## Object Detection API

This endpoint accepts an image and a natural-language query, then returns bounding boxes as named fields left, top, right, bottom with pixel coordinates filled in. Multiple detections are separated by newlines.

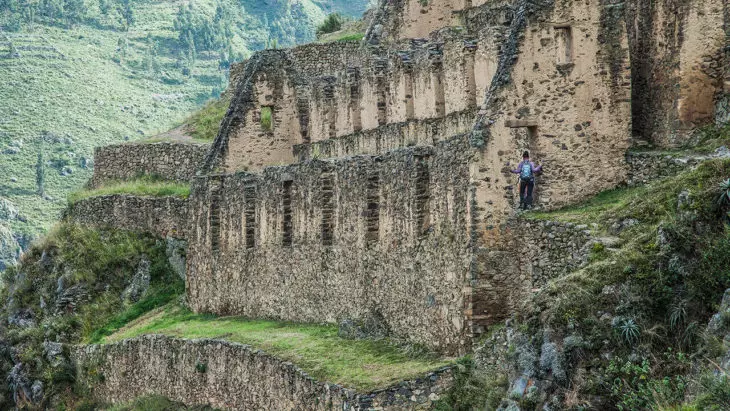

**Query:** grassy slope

left=68, top=178, right=191, bottom=203
left=0, top=0, right=368, bottom=242
left=105, top=305, right=451, bottom=391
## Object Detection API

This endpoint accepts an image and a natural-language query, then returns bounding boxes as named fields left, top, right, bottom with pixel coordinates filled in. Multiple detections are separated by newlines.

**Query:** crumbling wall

left=72, top=335, right=453, bottom=410
left=626, top=0, right=728, bottom=146
left=293, top=110, right=475, bottom=161
left=206, top=29, right=493, bottom=173
left=470, top=219, right=594, bottom=334
left=90, top=142, right=209, bottom=187
left=188, top=137, right=472, bottom=354
left=470, top=0, right=632, bottom=236
left=66, top=195, right=188, bottom=239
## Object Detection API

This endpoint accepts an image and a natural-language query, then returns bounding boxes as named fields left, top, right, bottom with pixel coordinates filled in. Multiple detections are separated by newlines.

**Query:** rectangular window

left=348, top=67, right=362, bottom=132
left=260, top=106, right=273, bottom=131
left=209, top=180, right=222, bottom=254
left=244, top=184, right=257, bottom=249
left=365, top=172, right=380, bottom=245
left=434, top=62, right=446, bottom=117
left=556, top=26, right=573, bottom=64
left=414, top=156, right=431, bottom=236
left=282, top=180, right=293, bottom=247
left=320, top=172, right=335, bottom=246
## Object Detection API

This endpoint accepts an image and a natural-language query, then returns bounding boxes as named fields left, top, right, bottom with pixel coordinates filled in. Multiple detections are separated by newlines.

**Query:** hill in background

left=0, top=0, right=369, bottom=268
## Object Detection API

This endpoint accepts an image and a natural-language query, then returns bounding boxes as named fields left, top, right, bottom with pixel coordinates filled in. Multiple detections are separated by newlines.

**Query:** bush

left=316, top=13, right=345, bottom=37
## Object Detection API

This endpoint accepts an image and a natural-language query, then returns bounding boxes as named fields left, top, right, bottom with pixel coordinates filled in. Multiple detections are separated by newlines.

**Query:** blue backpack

left=519, top=162, right=533, bottom=182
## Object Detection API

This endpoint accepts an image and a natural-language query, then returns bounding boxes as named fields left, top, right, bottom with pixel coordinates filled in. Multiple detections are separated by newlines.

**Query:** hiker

left=511, top=151, right=542, bottom=210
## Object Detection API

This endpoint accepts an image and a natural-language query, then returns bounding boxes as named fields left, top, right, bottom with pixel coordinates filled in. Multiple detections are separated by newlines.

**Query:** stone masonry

left=68, top=0, right=730, bottom=406
left=72, top=335, right=453, bottom=410
left=66, top=195, right=188, bottom=239
left=90, top=141, right=210, bottom=188
left=81, top=0, right=728, bottom=357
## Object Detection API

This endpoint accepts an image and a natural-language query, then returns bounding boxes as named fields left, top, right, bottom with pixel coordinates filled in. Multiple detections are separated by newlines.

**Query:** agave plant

left=618, top=318, right=641, bottom=346
left=719, top=179, right=730, bottom=207
left=720, top=179, right=730, bottom=224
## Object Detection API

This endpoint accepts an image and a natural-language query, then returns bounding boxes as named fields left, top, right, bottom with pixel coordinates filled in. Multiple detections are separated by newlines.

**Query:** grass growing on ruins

left=180, top=96, right=231, bottom=141
left=68, top=178, right=190, bottom=203
left=527, top=158, right=730, bottom=227
left=105, top=305, right=452, bottom=391
left=514, top=158, right=730, bottom=409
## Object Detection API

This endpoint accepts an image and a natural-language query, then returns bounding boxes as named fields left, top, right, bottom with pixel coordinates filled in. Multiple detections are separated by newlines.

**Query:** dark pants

left=519, top=179, right=534, bottom=210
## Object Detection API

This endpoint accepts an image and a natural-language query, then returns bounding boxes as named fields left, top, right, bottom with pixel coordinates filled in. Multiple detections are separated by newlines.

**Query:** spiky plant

left=618, top=318, right=641, bottom=346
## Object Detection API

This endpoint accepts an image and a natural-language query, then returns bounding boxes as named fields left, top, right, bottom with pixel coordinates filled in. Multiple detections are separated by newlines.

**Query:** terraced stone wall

left=72, top=335, right=453, bottom=410
left=91, top=142, right=209, bottom=187
left=470, top=219, right=594, bottom=335
left=189, top=136, right=473, bottom=354
left=66, top=195, right=188, bottom=239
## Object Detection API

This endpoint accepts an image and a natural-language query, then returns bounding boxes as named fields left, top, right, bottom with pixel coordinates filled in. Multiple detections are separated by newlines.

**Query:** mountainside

left=0, top=0, right=368, bottom=268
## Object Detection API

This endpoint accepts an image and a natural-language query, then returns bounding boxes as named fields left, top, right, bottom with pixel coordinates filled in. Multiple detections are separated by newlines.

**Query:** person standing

left=511, top=151, right=542, bottom=210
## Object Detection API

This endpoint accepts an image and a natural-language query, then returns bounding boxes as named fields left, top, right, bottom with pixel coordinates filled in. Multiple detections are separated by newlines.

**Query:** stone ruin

left=75, top=0, right=729, bottom=356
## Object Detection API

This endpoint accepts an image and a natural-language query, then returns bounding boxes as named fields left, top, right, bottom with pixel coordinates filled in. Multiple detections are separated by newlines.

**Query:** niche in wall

left=555, top=26, right=573, bottom=65
left=244, top=184, right=257, bottom=249
left=281, top=180, right=293, bottom=247
left=260, top=106, right=274, bottom=132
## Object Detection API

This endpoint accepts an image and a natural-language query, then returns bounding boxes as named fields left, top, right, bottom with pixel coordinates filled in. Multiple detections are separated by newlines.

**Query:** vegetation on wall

left=454, top=152, right=730, bottom=409
left=0, top=0, right=368, bottom=259
left=0, top=223, right=183, bottom=408
left=104, top=304, right=450, bottom=391
left=68, top=177, right=191, bottom=204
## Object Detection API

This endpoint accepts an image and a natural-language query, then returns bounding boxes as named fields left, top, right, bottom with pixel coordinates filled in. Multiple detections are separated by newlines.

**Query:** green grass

left=68, top=178, right=190, bottom=203
left=527, top=158, right=730, bottom=227
left=87, top=281, right=184, bottom=343
left=0, top=0, right=367, bottom=246
left=105, top=305, right=452, bottom=391
left=260, top=105, right=272, bottom=131
left=181, top=97, right=230, bottom=141
left=332, top=32, right=365, bottom=42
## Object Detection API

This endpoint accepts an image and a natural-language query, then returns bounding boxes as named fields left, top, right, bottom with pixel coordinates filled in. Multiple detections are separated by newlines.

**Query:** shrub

left=260, top=106, right=273, bottom=131
left=316, top=13, right=345, bottom=37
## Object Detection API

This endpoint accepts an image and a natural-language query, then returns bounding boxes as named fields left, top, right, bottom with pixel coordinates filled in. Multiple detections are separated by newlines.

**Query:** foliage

left=604, top=354, right=689, bottom=410
left=68, top=177, right=191, bottom=204
left=523, top=159, right=730, bottom=408
left=260, top=106, right=273, bottom=131
left=432, top=356, right=508, bottom=410
left=0, top=0, right=366, bottom=246
left=316, top=13, right=346, bottom=37
left=0, top=223, right=181, bottom=406
left=182, top=97, right=230, bottom=141
left=692, top=373, right=730, bottom=410
left=105, top=304, right=450, bottom=391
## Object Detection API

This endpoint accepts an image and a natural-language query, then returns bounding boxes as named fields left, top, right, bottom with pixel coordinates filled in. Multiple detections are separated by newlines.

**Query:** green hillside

left=0, top=0, right=368, bottom=262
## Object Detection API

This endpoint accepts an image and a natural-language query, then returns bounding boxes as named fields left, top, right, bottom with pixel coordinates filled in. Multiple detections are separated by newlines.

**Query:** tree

left=63, top=0, right=85, bottom=27
left=316, top=12, right=345, bottom=37
left=35, top=151, right=45, bottom=197
left=119, top=0, right=134, bottom=30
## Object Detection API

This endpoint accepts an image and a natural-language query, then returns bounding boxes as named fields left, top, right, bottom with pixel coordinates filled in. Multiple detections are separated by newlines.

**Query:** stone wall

left=627, top=0, right=728, bottom=146
left=203, top=2, right=510, bottom=174
left=91, top=142, right=209, bottom=187
left=189, top=137, right=473, bottom=354
left=293, top=109, right=475, bottom=161
left=625, top=151, right=702, bottom=186
left=72, top=335, right=453, bottom=410
left=470, top=219, right=594, bottom=334
left=66, top=195, right=189, bottom=239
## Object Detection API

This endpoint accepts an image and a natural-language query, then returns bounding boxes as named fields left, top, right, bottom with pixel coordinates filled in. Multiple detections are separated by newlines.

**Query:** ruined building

left=75, top=0, right=730, bottom=356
